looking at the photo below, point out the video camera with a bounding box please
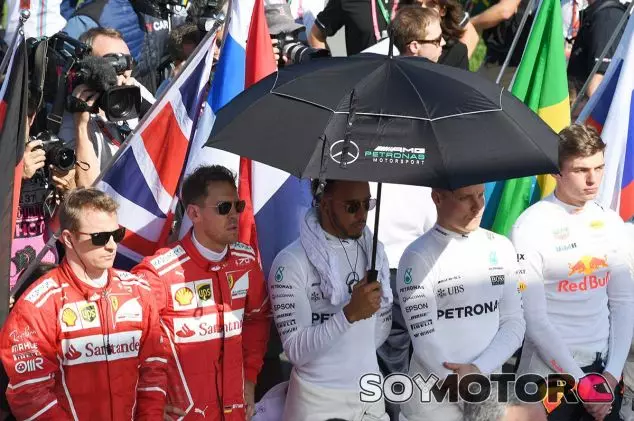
[28,32,141,124]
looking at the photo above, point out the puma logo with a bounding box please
[194,406,208,417]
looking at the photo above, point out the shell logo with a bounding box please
[62,308,78,327]
[175,287,194,306]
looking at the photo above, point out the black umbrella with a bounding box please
[205,53,559,279]
[205,54,558,188]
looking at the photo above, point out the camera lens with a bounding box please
[56,148,76,171]
[47,145,76,172]
[108,94,132,120]
[101,86,141,122]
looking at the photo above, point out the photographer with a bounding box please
[9,92,75,289]
[62,0,170,94]
[58,27,155,188]
[267,3,330,68]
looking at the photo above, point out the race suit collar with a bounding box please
[546,193,590,214]
[60,258,115,299]
[192,231,228,262]
[182,230,232,271]
[432,223,472,240]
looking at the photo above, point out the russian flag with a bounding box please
[182,0,311,274]
[96,32,218,269]
[577,16,634,221]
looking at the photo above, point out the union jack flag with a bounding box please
[96,31,218,269]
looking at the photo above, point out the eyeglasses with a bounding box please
[413,34,444,47]
[339,198,377,214]
[77,227,126,246]
[209,200,246,215]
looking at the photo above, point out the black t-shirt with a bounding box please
[568,0,627,86]
[439,40,469,69]
[315,0,398,56]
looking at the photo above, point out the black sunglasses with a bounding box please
[77,227,126,246]
[341,198,377,214]
[212,200,246,215]
[414,34,444,47]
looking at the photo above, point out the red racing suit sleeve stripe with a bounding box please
[242,266,272,383]
[134,291,169,420]
[1,300,73,420]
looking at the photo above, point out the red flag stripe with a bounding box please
[238,0,276,253]
[141,103,191,195]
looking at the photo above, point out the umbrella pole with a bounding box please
[368,182,382,282]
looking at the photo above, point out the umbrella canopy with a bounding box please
[205,53,559,190]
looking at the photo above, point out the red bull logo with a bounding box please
[558,273,610,292]
[567,256,609,276]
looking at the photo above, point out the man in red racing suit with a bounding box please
[0,189,167,420]
[133,165,271,421]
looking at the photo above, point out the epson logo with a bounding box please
[405,303,429,313]
[274,303,295,311]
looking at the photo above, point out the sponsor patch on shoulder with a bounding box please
[25,278,59,304]
[150,245,186,269]
[114,271,136,281]
[231,242,255,255]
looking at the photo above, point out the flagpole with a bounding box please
[0,9,29,77]
[10,22,225,297]
[495,0,538,86]
[570,0,634,115]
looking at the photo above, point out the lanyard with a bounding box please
[95,119,122,147]
[371,0,399,41]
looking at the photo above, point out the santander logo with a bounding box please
[65,345,82,360]
[176,324,195,338]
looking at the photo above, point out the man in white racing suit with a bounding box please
[511,124,634,421]
[268,179,392,421]
[398,183,526,421]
